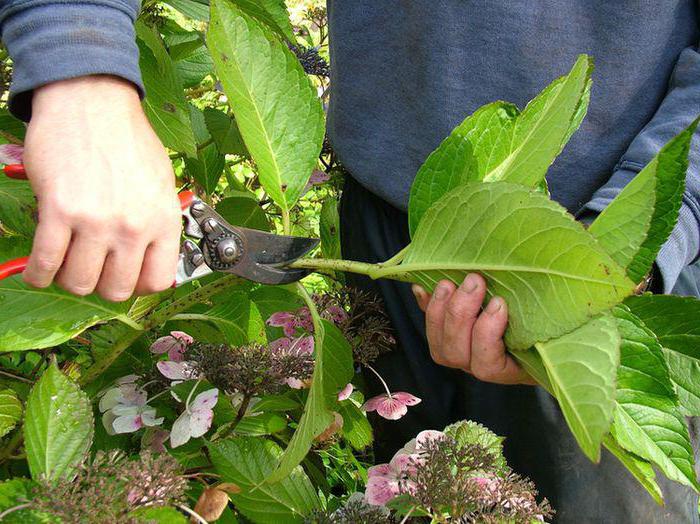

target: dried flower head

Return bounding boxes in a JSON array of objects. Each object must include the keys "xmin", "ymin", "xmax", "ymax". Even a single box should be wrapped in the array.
[
  {"xmin": 32, "ymin": 450, "xmax": 187, "ymax": 523},
  {"xmin": 288, "ymin": 44, "xmax": 330, "ymax": 77},
  {"xmin": 306, "ymin": 493, "xmax": 394, "ymax": 524},
  {"xmin": 191, "ymin": 342, "xmax": 314, "ymax": 397}
]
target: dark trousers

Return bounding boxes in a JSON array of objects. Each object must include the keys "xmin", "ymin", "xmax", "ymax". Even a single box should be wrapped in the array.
[{"xmin": 339, "ymin": 175, "xmax": 698, "ymax": 523}]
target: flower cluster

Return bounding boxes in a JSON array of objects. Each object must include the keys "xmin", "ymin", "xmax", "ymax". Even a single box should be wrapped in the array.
[
  {"xmin": 99, "ymin": 375, "xmax": 163, "ymax": 435},
  {"xmin": 31, "ymin": 450, "xmax": 187, "ymax": 523},
  {"xmin": 359, "ymin": 422, "xmax": 553, "ymax": 523},
  {"xmin": 288, "ymin": 43, "xmax": 330, "ymax": 77}
]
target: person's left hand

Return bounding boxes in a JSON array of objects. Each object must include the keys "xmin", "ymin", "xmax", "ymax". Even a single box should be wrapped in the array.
[{"xmin": 412, "ymin": 273, "xmax": 535, "ymax": 385}]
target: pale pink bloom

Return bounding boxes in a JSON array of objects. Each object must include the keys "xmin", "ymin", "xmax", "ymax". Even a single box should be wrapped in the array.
[
  {"xmin": 99, "ymin": 379, "xmax": 163, "ymax": 435},
  {"xmin": 110, "ymin": 405, "xmax": 163, "ymax": 434},
  {"xmin": 364, "ymin": 452, "xmax": 417, "ymax": 506},
  {"xmin": 98, "ymin": 382, "xmax": 146, "ymax": 413},
  {"xmin": 0, "ymin": 144, "xmax": 23, "ymax": 165},
  {"xmin": 338, "ymin": 383, "xmax": 354, "ymax": 401},
  {"xmin": 150, "ymin": 331, "xmax": 193, "ymax": 362},
  {"xmin": 170, "ymin": 388, "xmax": 219, "ymax": 448},
  {"xmin": 156, "ymin": 360, "xmax": 200, "ymax": 383},
  {"xmin": 397, "ymin": 429, "xmax": 446, "ymax": 456},
  {"xmin": 362, "ymin": 392, "xmax": 421, "ymax": 420}
]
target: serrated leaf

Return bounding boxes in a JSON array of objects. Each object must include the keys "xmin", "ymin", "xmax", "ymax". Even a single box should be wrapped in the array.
[
  {"xmin": 203, "ymin": 108, "xmax": 248, "ymax": 157},
  {"xmin": 186, "ymin": 143, "xmax": 225, "ymax": 194},
  {"xmin": 176, "ymin": 44, "xmax": 214, "ymax": 88},
  {"xmin": 610, "ymin": 305, "xmax": 698, "ymax": 491},
  {"xmin": 250, "ymin": 286, "xmax": 304, "ymax": 340},
  {"xmin": 208, "ymin": 0, "xmax": 324, "ymax": 212},
  {"xmin": 209, "ymin": 437, "xmax": 320, "ymax": 523},
  {"xmin": 625, "ymin": 294, "xmax": 700, "ymax": 416},
  {"xmin": 590, "ymin": 122, "xmax": 698, "ymax": 283},
  {"xmin": 337, "ymin": 399, "xmax": 373, "ymax": 451},
  {"xmin": 0, "ymin": 176, "xmax": 35, "ymax": 237},
  {"xmin": 24, "ymin": 362, "xmax": 93, "ymax": 480},
  {"xmin": 390, "ymin": 182, "xmax": 633, "ymax": 349},
  {"xmin": 136, "ymin": 22, "xmax": 197, "ymax": 158},
  {"xmin": 0, "ymin": 279, "xmax": 135, "ymax": 352},
  {"xmin": 320, "ymin": 198, "xmax": 342, "ymax": 260},
  {"xmin": 232, "ymin": 0, "xmax": 297, "ymax": 44},
  {"xmin": 216, "ymin": 196, "xmax": 270, "ymax": 231},
  {"xmin": 603, "ymin": 435, "xmax": 664, "ymax": 505},
  {"xmin": 234, "ymin": 412, "xmax": 287, "ymax": 436},
  {"xmin": 0, "ymin": 389, "xmax": 22, "ymax": 439},
  {"xmin": 163, "ymin": 0, "xmax": 209, "ymax": 20},
  {"xmin": 267, "ymin": 320, "xmax": 353, "ymax": 482},
  {"xmin": 535, "ymin": 314, "xmax": 620, "ymax": 462}
]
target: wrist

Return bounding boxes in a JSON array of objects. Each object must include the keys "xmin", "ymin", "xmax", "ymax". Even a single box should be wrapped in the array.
[{"xmin": 32, "ymin": 75, "xmax": 141, "ymax": 116}]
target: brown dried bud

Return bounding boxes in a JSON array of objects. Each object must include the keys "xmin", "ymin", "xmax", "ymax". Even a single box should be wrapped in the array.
[{"xmin": 192, "ymin": 487, "xmax": 230, "ymax": 522}]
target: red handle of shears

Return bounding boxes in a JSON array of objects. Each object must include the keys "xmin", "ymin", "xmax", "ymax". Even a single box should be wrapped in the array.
[{"xmin": 0, "ymin": 164, "xmax": 196, "ymax": 282}]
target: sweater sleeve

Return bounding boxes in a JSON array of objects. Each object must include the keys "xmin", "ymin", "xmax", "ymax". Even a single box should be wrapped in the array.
[
  {"xmin": 580, "ymin": 44, "xmax": 700, "ymax": 293},
  {"xmin": 0, "ymin": 0, "xmax": 143, "ymax": 121}
]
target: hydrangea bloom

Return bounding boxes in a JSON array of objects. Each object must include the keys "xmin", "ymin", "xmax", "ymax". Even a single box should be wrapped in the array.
[
  {"xmin": 362, "ymin": 392, "xmax": 421, "ymax": 420},
  {"xmin": 266, "ymin": 309, "xmax": 313, "ymax": 337},
  {"xmin": 99, "ymin": 378, "xmax": 163, "ymax": 435},
  {"xmin": 270, "ymin": 335, "xmax": 315, "ymax": 388},
  {"xmin": 150, "ymin": 331, "xmax": 193, "ymax": 362},
  {"xmin": 0, "ymin": 143, "xmax": 23, "ymax": 165},
  {"xmin": 365, "ymin": 452, "xmax": 417, "ymax": 506},
  {"xmin": 156, "ymin": 360, "xmax": 201, "ymax": 384},
  {"xmin": 170, "ymin": 388, "xmax": 219, "ymax": 448}
]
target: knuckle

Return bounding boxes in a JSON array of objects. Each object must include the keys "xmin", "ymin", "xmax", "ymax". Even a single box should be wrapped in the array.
[
  {"xmin": 33, "ymin": 256, "xmax": 62, "ymax": 274},
  {"xmin": 62, "ymin": 282, "xmax": 95, "ymax": 296},
  {"xmin": 445, "ymin": 299, "xmax": 469, "ymax": 322},
  {"xmin": 101, "ymin": 289, "xmax": 133, "ymax": 302},
  {"xmin": 116, "ymin": 215, "xmax": 144, "ymax": 239}
]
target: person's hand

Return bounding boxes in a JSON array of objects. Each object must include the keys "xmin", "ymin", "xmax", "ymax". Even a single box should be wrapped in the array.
[
  {"xmin": 22, "ymin": 75, "xmax": 181, "ymax": 301},
  {"xmin": 412, "ymin": 273, "xmax": 535, "ymax": 385}
]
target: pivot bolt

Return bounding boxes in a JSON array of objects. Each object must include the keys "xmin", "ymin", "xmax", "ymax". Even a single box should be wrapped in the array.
[{"xmin": 217, "ymin": 237, "xmax": 240, "ymax": 264}]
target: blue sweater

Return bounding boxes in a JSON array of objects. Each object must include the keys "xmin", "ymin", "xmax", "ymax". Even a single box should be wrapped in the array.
[{"xmin": 2, "ymin": 0, "xmax": 700, "ymax": 295}]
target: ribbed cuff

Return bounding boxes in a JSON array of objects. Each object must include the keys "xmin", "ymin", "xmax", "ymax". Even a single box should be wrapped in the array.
[
  {"xmin": 1, "ymin": 1, "xmax": 143, "ymax": 121},
  {"xmin": 580, "ymin": 168, "xmax": 700, "ymax": 293}
]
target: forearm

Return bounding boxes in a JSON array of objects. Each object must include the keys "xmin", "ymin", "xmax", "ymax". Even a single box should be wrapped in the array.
[
  {"xmin": 0, "ymin": 0, "xmax": 143, "ymax": 120},
  {"xmin": 581, "ymin": 46, "xmax": 700, "ymax": 293}
]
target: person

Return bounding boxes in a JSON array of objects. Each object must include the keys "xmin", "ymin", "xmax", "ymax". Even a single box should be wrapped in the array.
[{"xmin": 1, "ymin": 1, "xmax": 698, "ymax": 521}]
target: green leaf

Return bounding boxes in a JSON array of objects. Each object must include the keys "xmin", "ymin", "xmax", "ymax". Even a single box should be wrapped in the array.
[
  {"xmin": 0, "ymin": 108, "xmax": 26, "ymax": 142},
  {"xmin": 320, "ymin": 198, "xmax": 342, "ymax": 260},
  {"xmin": 216, "ymin": 196, "xmax": 270, "ymax": 231},
  {"xmin": 175, "ymin": 43, "xmax": 214, "ymax": 88},
  {"xmin": 483, "ymin": 55, "xmax": 592, "ymax": 186},
  {"xmin": 0, "ymin": 389, "xmax": 22, "ymax": 439},
  {"xmin": 177, "ymin": 291, "xmax": 265, "ymax": 345},
  {"xmin": 535, "ymin": 314, "xmax": 620, "ymax": 462},
  {"xmin": 610, "ymin": 305, "xmax": 698, "ymax": 491},
  {"xmin": 232, "ymin": 0, "xmax": 297, "ymax": 44},
  {"xmin": 603, "ymin": 436, "xmax": 664, "ymax": 506},
  {"xmin": 0, "ymin": 237, "xmax": 31, "ymax": 264},
  {"xmin": 209, "ymin": 437, "xmax": 320, "ymax": 523},
  {"xmin": 590, "ymin": 121, "xmax": 698, "ymax": 283},
  {"xmin": 129, "ymin": 506, "xmax": 188, "ymax": 523},
  {"xmin": 337, "ymin": 399, "xmax": 373, "ymax": 451},
  {"xmin": 136, "ymin": 22, "xmax": 197, "ymax": 158},
  {"xmin": 625, "ymin": 294, "xmax": 700, "ymax": 416},
  {"xmin": 444, "ymin": 420, "xmax": 505, "ymax": 468},
  {"xmin": 250, "ymin": 286, "xmax": 304, "ymax": 340},
  {"xmin": 186, "ymin": 144, "xmax": 225, "ymax": 194},
  {"xmin": 393, "ymin": 182, "xmax": 633, "ymax": 349},
  {"xmin": 208, "ymin": 0, "xmax": 325, "ymax": 212},
  {"xmin": 267, "ymin": 320, "xmax": 353, "ymax": 483},
  {"xmin": 234, "ymin": 412, "xmax": 288, "ymax": 436},
  {"xmin": 251, "ymin": 394, "xmax": 301, "ymax": 413},
  {"xmin": 0, "ymin": 279, "xmax": 135, "ymax": 352},
  {"xmin": 0, "ymin": 176, "xmax": 35, "ymax": 237},
  {"xmin": 163, "ymin": 0, "xmax": 209, "ymax": 20},
  {"xmin": 0, "ymin": 478, "xmax": 53, "ymax": 523},
  {"xmin": 24, "ymin": 362, "xmax": 93, "ymax": 480},
  {"xmin": 203, "ymin": 108, "xmax": 248, "ymax": 157}
]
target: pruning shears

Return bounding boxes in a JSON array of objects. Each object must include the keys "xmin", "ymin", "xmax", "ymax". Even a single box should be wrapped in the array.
[{"xmin": 0, "ymin": 164, "xmax": 317, "ymax": 286}]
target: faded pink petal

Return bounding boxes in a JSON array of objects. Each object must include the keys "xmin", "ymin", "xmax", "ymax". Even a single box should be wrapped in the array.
[
  {"xmin": 392, "ymin": 392, "xmax": 421, "ymax": 406},
  {"xmin": 0, "ymin": 144, "xmax": 23, "ymax": 165},
  {"xmin": 150, "ymin": 331, "xmax": 192, "ymax": 362},
  {"xmin": 267, "ymin": 312, "xmax": 298, "ymax": 337},
  {"xmin": 102, "ymin": 411, "xmax": 118, "ymax": 435},
  {"xmin": 361, "ymin": 394, "xmax": 386, "ymax": 413},
  {"xmin": 140, "ymin": 407, "xmax": 164, "ymax": 427},
  {"xmin": 190, "ymin": 409, "xmax": 214, "ymax": 438},
  {"xmin": 364, "ymin": 476, "xmax": 400, "ymax": 506},
  {"xmin": 170, "ymin": 412, "xmax": 192, "ymax": 448},
  {"xmin": 415, "ymin": 429, "xmax": 444, "ymax": 448},
  {"xmin": 285, "ymin": 377, "xmax": 309, "ymax": 389},
  {"xmin": 269, "ymin": 337, "xmax": 292, "ymax": 353},
  {"xmin": 338, "ymin": 383, "xmax": 354, "ymax": 401},
  {"xmin": 293, "ymin": 335, "xmax": 314, "ymax": 355},
  {"xmin": 191, "ymin": 388, "xmax": 219, "ymax": 411},
  {"xmin": 367, "ymin": 463, "xmax": 392, "ymax": 479},
  {"xmin": 112, "ymin": 414, "xmax": 144, "ymax": 434},
  {"xmin": 295, "ymin": 308, "xmax": 314, "ymax": 332},
  {"xmin": 157, "ymin": 360, "xmax": 199, "ymax": 381},
  {"xmin": 171, "ymin": 331, "xmax": 193, "ymax": 344}
]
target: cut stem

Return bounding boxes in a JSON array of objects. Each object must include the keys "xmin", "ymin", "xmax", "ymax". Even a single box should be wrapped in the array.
[{"xmin": 365, "ymin": 364, "xmax": 392, "ymax": 398}]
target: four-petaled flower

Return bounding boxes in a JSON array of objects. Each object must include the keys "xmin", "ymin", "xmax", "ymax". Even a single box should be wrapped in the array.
[
  {"xmin": 150, "ymin": 331, "xmax": 193, "ymax": 362},
  {"xmin": 364, "ymin": 452, "xmax": 417, "ymax": 506},
  {"xmin": 99, "ymin": 377, "xmax": 163, "ymax": 435},
  {"xmin": 362, "ymin": 392, "xmax": 421, "ymax": 420},
  {"xmin": 170, "ymin": 388, "xmax": 219, "ymax": 448}
]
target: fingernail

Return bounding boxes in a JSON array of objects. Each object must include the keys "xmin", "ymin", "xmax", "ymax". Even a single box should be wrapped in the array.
[
  {"xmin": 486, "ymin": 297, "xmax": 503, "ymax": 314},
  {"xmin": 461, "ymin": 273, "xmax": 479, "ymax": 293},
  {"xmin": 411, "ymin": 284, "xmax": 423, "ymax": 299},
  {"xmin": 433, "ymin": 282, "xmax": 450, "ymax": 301}
]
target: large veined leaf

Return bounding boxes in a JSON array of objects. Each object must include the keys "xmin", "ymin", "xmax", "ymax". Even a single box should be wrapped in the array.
[
  {"xmin": 203, "ymin": 108, "xmax": 248, "ymax": 157},
  {"xmin": 0, "ymin": 389, "xmax": 22, "ymax": 439},
  {"xmin": 610, "ymin": 306, "xmax": 698, "ymax": 491},
  {"xmin": 337, "ymin": 398, "xmax": 373, "ymax": 451},
  {"xmin": 0, "ymin": 278, "xmax": 136, "ymax": 352},
  {"xmin": 625, "ymin": 294, "xmax": 700, "ymax": 416},
  {"xmin": 185, "ymin": 143, "xmax": 225, "ymax": 195},
  {"xmin": 232, "ymin": 0, "xmax": 297, "ymax": 44},
  {"xmin": 0, "ymin": 176, "xmax": 35, "ymax": 237},
  {"xmin": 590, "ymin": 122, "xmax": 698, "ymax": 283},
  {"xmin": 267, "ymin": 320, "xmax": 353, "ymax": 482},
  {"xmin": 387, "ymin": 182, "xmax": 634, "ymax": 349},
  {"xmin": 208, "ymin": 0, "xmax": 325, "ymax": 212},
  {"xmin": 136, "ymin": 22, "xmax": 197, "ymax": 158},
  {"xmin": 208, "ymin": 437, "xmax": 320, "ymax": 523},
  {"xmin": 216, "ymin": 195, "xmax": 271, "ymax": 231},
  {"xmin": 24, "ymin": 362, "xmax": 93, "ymax": 480},
  {"xmin": 408, "ymin": 56, "xmax": 591, "ymax": 235},
  {"xmin": 534, "ymin": 314, "xmax": 620, "ymax": 462}
]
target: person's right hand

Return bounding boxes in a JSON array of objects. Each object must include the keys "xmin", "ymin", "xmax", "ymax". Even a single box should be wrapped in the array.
[{"xmin": 22, "ymin": 75, "xmax": 182, "ymax": 301}]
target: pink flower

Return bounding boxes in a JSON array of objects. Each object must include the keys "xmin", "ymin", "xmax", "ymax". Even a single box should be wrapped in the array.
[
  {"xmin": 150, "ymin": 331, "xmax": 193, "ymax": 362},
  {"xmin": 156, "ymin": 360, "xmax": 200, "ymax": 384},
  {"xmin": 338, "ymin": 383, "xmax": 354, "ymax": 401},
  {"xmin": 170, "ymin": 388, "xmax": 219, "ymax": 448},
  {"xmin": 99, "ymin": 378, "xmax": 163, "ymax": 435},
  {"xmin": 362, "ymin": 392, "xmax": 421, "ymax": 420},
  {"xmin": 109, "ymin": 405, "xmax": 163, "ymax": 434},
  {"xmin": 267, "ymin": 312, "xmax": 298, "ymax": 337},
  {"xmin": 364, "ymin": 452, "xmax": 417, "ymax": 506},
  {"xmin": 397, "ymin": 429, "xmax": 446, "ymax": 455},
  {"xmin": 0, "ymin": 144, "xmax": 23, "ymax": 165}
]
